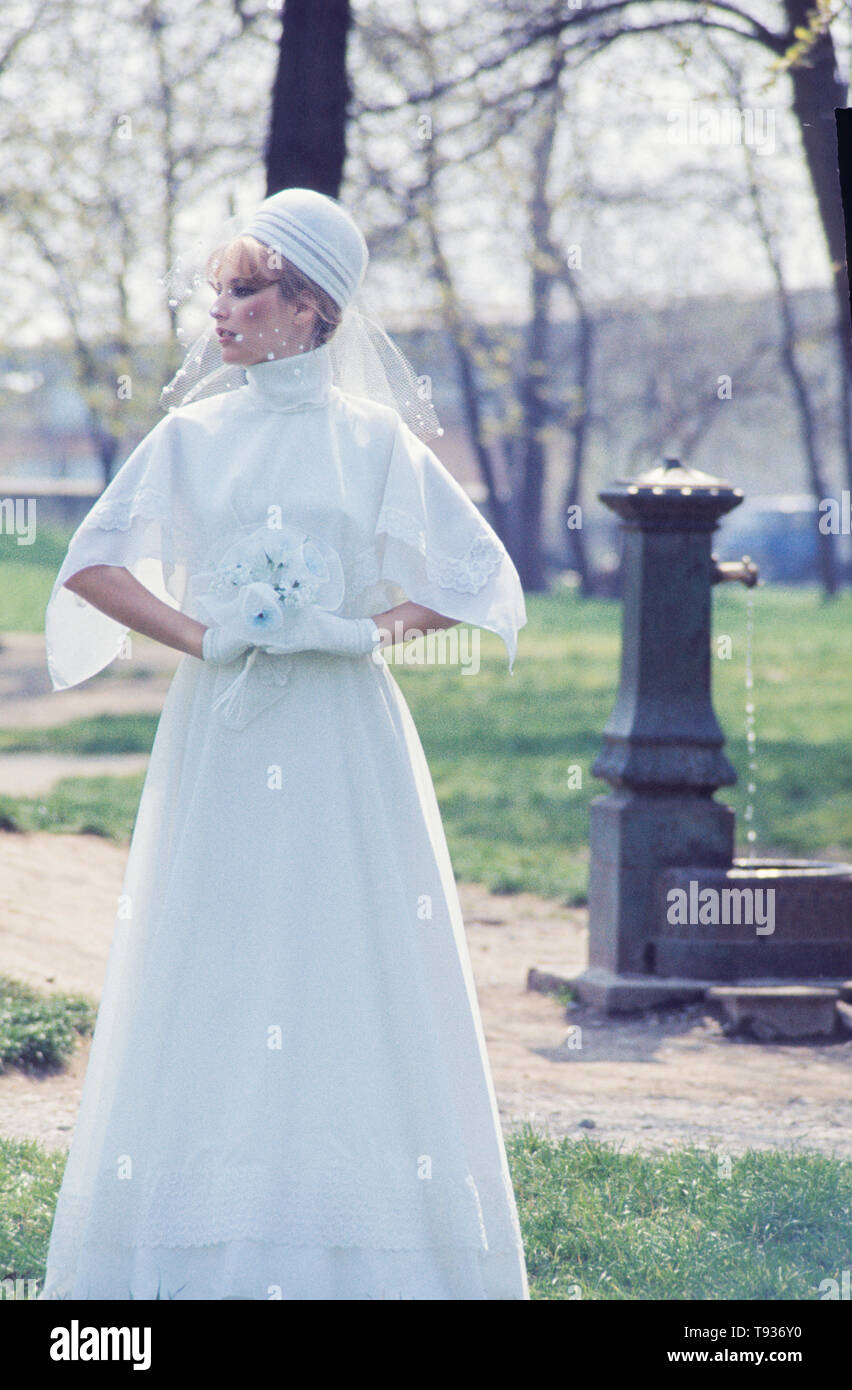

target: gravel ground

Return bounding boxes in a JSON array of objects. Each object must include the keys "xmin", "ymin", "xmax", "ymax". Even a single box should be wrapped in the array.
[
  {"xmin": 2, "ymin": 835, "xmax": 852, "ymax": 1159},
  {"xmin": 1, "ymin": 632, "xmax": 851, "ymax": 1162}
]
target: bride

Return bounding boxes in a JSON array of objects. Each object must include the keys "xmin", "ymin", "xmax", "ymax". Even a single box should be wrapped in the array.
[{"xmin": 40, "ymin": 187, "xmax": 530, "ymax": 1300}]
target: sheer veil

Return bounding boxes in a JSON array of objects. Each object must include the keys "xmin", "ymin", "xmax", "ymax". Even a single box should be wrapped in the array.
[{"xmin": 158, "ymin": 192, "xmax": 444, "ymax": 443}]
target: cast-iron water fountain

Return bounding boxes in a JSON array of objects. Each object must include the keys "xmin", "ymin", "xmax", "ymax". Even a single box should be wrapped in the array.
[{"xmin": 566, "ymin": 459, "xmax": 852, "ymax": 1038}]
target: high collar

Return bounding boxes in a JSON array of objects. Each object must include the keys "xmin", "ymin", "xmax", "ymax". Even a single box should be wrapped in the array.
[{"xmin": 242, "ymin": 342, "xmax": 334, "ymax": 411}]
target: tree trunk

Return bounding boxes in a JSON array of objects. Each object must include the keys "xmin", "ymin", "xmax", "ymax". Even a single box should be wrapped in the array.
[
  {"xmin": 517, "ymin": 289, "xmax": 551, "ymax": 590},
  {"xmin": 266, "ymin": 0, "xmax": 351, "ymax": 197},
  {"xmin": 424, "ymin": 217, "xmax": 513, "ymax": 548},
  {"xmin": 782, "ymin": 0, "xmax": 852, "ymax": 384},
  {"xmin": 557, "ymin": 289, "xmax": 594, "ymax": 594},
  {"xmin": 516, "ymin": 80, "xmax": 561, "ymax": 593},
  {"xmin": 95, "ymin": 427, "xmax": 119, "ymax": 490},
  {"xmin": 843, "ymin": 366, "xmax": 852, "ymax": 496},
  {"xmin": 741, "ymin": 105, "xmax": 839, "ymax": 595}
]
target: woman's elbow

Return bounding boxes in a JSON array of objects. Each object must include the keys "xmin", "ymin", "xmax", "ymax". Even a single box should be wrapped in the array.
[
  {"xmin": 64, "ymin": 564, "xmax": 128, "ymax": 598},
  {"xmin": 430, "ymin": 608, "xmax": 460, "ymax": 630}
]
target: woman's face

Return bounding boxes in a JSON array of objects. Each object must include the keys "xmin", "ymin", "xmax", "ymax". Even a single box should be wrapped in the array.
[{"xmin": 208, "ymin": 249, "xmax": 316, "ymax": 364}]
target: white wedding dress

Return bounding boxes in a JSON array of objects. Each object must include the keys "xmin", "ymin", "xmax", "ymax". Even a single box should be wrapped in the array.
[{"xmin": 39, "ymin": 342, "xmax": 530, "ymax": 1300}]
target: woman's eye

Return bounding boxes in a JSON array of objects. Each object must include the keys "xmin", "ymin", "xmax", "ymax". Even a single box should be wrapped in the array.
[{"xmin": 208, "ymin": 282, "xmax": 257, "ymax": 297}]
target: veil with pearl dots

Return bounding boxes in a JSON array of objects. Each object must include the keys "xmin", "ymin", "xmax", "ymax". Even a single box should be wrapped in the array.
[{"xmin": 158, "ymin": 198, "xmax": 444, "ymax": 444}]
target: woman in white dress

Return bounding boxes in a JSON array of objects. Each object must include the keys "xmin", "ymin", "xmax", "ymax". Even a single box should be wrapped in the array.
[{"xmin": 39, "ymin": 188, "xmax": 530, "ymax": 1301}]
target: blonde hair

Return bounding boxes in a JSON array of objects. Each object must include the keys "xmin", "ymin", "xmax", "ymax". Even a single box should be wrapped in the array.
[{"xmin": 206, "ymin": 234, "xmax": 343, "ymax": 347}]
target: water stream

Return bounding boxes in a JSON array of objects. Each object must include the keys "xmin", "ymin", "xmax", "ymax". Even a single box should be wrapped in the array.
[{"xmin": 743, "ymin": 588, "xmax": 758, "ymax": 860}]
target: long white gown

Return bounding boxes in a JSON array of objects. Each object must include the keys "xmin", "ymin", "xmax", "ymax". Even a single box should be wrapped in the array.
[{"xmin": 39, "ymin": 341, "xmax": 530, "ymax": 1300}]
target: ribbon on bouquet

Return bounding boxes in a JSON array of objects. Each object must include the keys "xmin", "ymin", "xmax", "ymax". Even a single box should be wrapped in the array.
[
  {"xmin": 209, "ymin": 646, "xmax": 279, "ymax": 728},
  {"xmin": 211, "ymin": 644, "xmax": 257, "ymax": 722},
  {"xmin": 188, "ymin": 522, "xmax": 346, "ymax": 731}
]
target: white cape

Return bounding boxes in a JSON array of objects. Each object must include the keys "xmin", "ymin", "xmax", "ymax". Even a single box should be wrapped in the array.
[{"xmin": 39, "ymin": 342, "xmax": 530, "ymax": 1300}]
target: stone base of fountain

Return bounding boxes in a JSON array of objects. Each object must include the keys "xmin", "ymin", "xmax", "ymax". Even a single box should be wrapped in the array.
[
  {"xmin": 651, "ymin": 859, "xmax": 852, "ymax": 979},
  {"xmin": 530, "ymin": 859, "xmax": 852, "ymax": 1034},
  {"xmin": 705, "ymin": 984, "xmax": 841, "ymax": 1039},
  {"xmin": 528, "ymin": 965, "xmax": 852, "ymax": 1036},
  {"xmin": 528, "ymin": 964, "xmax": 716, "ymax": 1013}
]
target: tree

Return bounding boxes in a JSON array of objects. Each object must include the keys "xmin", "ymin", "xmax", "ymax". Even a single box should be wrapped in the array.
[
  {"xmin": 266, "ymin": 0, "xmax": 353, "ymax": 196},
  {"xmin": 0, "ymin": 0, "xmax": 277, "ymax": 484},
  {"xmin": 348, "ymin": 0, "xmax": 852, "ymax": 589},
  {"xmin": 391, "ymin": 1, "xmax": 852, "ymax": 388},
  {"xmin": 736, "ymin": 102, "xmax": 840, "ymax": 591}
]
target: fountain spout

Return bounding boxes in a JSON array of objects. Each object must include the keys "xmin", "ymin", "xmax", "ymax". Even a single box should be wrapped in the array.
[{"xmin": 711, "ymin": 555, "xmax": 759, "ymax": 587}]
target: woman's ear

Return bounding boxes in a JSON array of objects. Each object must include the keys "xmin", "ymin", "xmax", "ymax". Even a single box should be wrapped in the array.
[
  {"xmin": 293, "ymin": 293, "xmax": 320, "ymax": 344},
  {"xmin": 293, "ymin": 292, "xmax": 317, "ymax": 323}
]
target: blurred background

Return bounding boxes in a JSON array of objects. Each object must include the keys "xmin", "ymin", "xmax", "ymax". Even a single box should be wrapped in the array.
[{"xmin": 2, "ymin": 0, "xmax": 852, "ymax": 597}]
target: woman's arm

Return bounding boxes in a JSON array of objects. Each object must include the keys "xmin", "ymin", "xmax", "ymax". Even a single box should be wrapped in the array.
[
  {"xmin": 62, "ymin": 567, "xmax": 457, "ymax": 663},
  {"xmin": 63, "ymin": 565, "xmax": 208, "ymax": 661},
  {"xmin": 370, "ymin": 601, "xmax": 460, "ymax": 647}
]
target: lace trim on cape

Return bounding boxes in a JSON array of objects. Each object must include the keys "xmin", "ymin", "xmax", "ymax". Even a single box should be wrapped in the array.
[
  {"xmin": 85, "ymin": 486, "xmax": 194, "ymax": 551},
  {"xmin": 83, "ymin": 491, "xmax": 504, "ymax": 605},
  {"xmin": 345, "ymin": 506, "xmax": 505, "ymax": 603},
  {"xmin": 87, "ymin": 485, "xmax": 171, "ymax": 530}
]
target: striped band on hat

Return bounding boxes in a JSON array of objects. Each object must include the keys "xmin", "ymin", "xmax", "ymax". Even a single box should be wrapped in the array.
[{"xmin": 242, "ymin": 189, "xmax": 368, "ymax": 310}]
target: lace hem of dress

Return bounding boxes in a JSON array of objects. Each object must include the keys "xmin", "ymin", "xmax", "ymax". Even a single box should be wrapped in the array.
[
  {"xmin": 375, "ymin": 504, "xmax": 505, "ymax": 596},
  {"xmin": 46, "ymin": 1162, "xmax": 524, "ymax": 1254}
]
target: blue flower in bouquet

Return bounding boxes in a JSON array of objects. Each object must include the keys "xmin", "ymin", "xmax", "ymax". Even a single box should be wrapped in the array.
[{"xmin": 235, "ymin": 583, "xmax": 286, "ymax": 640}]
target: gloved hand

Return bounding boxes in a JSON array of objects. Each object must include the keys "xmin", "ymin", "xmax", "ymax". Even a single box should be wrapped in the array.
[
  {"xmin": 259, "ymin": 607, "xmax": 382, "ymax": 659},
  {"xmin": 201, "ymin": 621, "xmax": 255, "ymax": 666}
]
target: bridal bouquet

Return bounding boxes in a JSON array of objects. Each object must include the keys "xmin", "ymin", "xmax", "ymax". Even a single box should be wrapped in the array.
[
  {"xmin": 190, "ymin": 522, "xmax": 346, "ymax": 728},
  {"xmin": 197, "ymin": 522, "xmax": 345, "ymax": 641}
]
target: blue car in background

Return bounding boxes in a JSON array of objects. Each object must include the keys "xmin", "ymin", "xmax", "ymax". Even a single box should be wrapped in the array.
[{"xmin": 713, "ymin": 494, "xmax": 852, "ymax": 585}]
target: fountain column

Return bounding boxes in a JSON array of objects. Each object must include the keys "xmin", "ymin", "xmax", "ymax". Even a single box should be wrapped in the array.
[{"xmin": 585, "ymin": 459, "xmax": 755, "ymax": 988}]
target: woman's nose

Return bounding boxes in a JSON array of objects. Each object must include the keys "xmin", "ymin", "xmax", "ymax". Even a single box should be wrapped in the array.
[{"xmin": 210, "ymin": 295, "xmax": 228, "ymax": 320}]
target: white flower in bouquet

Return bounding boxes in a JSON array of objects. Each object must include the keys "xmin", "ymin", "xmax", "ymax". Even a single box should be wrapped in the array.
[{"xmin": 196, "ymin": 525, "xmax": 345, "ymax": 640}]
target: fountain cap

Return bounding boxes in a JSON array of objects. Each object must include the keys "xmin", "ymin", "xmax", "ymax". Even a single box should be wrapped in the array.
[
  {"xmin": 598, "ymin": 457, "xmax": 745, "ymax": 532},
  {"xmin": 636, "ymin": 458, "xmax": 742, "ymax": 491}
]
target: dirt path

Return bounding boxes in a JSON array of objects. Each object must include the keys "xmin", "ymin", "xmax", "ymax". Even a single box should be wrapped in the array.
[
  {"xmin": 2, "ymin": 830, "xmax": 852, "ymax": 1160},
  {"xmin": 2, "ymin": 633, "xmax": 852, "ymax": 1161}
]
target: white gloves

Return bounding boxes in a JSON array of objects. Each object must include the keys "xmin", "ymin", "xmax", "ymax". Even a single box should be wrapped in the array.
[
  {"xmin": 259, "ymin": 608, "xmax": 382, "ymax": 659},
  {"xmin": 202, "ymin": 608, "xmax": 382, "ymax": 665},
  {"xmin": 201, "ymin": 624, "xmax": 254, "ymax": 666}
]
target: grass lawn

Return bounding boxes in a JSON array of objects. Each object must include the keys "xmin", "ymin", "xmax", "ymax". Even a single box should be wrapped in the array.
[
  {"xmin": 0, "ymin": 526, "xmax": 70, "ymax": 636},
  {"xmin": 0, "ymin": 977, "xmax": 95, "ymax": 1073},
  {"xmin": 1, "ymin": 525, "xmax": 850, "ymax": 903},
  {"xmin": 507, "ymin": 1125, "xmax": 852, "ymax": 1300},
  {"xmin": 2, "ymin": 1123, "xmax": 850, "ymax": 1299}
]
